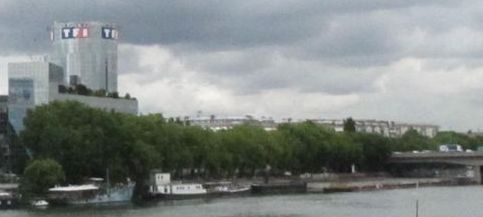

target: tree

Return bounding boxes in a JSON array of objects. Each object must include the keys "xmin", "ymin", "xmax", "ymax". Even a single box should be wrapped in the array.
[
  {"xmin": 58, "ymin": 85, "xmax": 67, "ymax": 93},
  {"xmin": 76, "ymin": 84, "xmax": 90, "ymax": 95},
  {"xmin": 22, "ymin": 159, "xmax": 65, "ymax": 196},
  {"xmin": 432, "ymin": 131, "xmax": 475, "ymax": 150},
  {"xmin": 277, "ymin": 121, "xmax": 335, "ymax": 173},
  {"xmin": 351, "ymin": 133, "xmax": 392, "ymax": 171},
  {"xmin": 94, "ymin": 89, "xmax": 107, "ymax": 97},
  {"xmin": 343, "ymin": 117, "xmax": 356, "ymax": 132},
  {"xmin": 326, "ymin": 134, "xmax": 362, "ymax": 172},
  {"xmin": 20, "ymin": 101, "xmax": 126, "ymax": 183},
  {"xmin": 395, "ymin": 129, "xmax": 434, "ymax": 151},
  {"xmin": 112, "ymin": 91, "xmax": 119, "ymax": 98}
]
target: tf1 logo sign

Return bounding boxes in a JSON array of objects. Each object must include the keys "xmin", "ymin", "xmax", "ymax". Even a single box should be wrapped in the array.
[
  {"xmin": 102, "ymin": 27, "xmax": 119, "ymax": 40},
  {"xmin": 61, "ymin": 27, "xmax": 89, "ymax": 39}
]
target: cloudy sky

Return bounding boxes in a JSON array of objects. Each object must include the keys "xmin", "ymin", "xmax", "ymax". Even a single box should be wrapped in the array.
[{"xmin": 1, "ymin": 0, "xmax": 483, "ymax": 131}]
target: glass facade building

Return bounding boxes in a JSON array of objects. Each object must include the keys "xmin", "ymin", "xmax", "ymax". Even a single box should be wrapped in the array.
[
  {"xmin": 7, "ymin": 62, "xmax": 64, "ymax": 133},
  {"xmin": 51, "ymin": 21, "xmax": 118, "ymax": 92}
]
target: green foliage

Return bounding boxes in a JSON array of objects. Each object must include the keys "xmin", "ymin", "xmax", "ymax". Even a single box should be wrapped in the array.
[
  {"xmin": 350, "ymin": 133, "xmax": 392, "ymax": 171},
  {"xmin": 76, "ymin": 84, "xmax": 90, "ymax": 95},
  {"xmin": 21, "ymin": 101, "xmax": 483, "ymax": 188},
  {"xmin": 20, "ymin": 101, "xmax": 157, "ymax": 184},
  {"xmin": 394, "ymin": 129, "xmax": 434, "ymax": 151},
  {"xmin": 343, "ymin": 117, "xmax": 356, "ymax": 132},
  {"xmin": 22, "ymin": 159, "xmax": 64, "ymax": 196},
  {"xmin": 432, "ymin": 131, "xmax": 483, "ymax": 150},
  {"xmin": 94, "ymin": 89, "xmax": 107, "ymax": 97}
]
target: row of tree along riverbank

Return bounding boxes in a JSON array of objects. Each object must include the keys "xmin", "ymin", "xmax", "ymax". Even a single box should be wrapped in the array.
[{"xmin": 10, "ymin": 101, "xmax": 483, "ymax": 200}]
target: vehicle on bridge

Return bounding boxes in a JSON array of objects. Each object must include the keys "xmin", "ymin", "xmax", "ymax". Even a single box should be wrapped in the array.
[{"xmin": 439, "ymin": 144, "xmax": 463, "ymax": 152}]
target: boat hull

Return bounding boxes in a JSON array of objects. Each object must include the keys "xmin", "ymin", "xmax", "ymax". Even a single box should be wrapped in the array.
[
  {"xmin": 251, "ymin": 182, "xmax": 307, "ymax": 194},
  {"xmin": 207, "ymin": 187, "xmax": 251, "ymax": 196},
  {"xmin": 48, "ymin": 184, "xmax": 135, "ymax": 205},
  {"xmin": 149, "ymin": 192, "xmax": 208, "ymax": 200}
]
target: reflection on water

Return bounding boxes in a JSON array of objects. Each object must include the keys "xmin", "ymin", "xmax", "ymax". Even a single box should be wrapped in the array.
[{"xmin": 2, "ymin": 186, "xmax": 483, "ymax": 217}]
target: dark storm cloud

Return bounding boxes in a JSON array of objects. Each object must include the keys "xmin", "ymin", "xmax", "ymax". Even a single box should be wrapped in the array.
[
  {"xmin": 0, "ymin": 0, "xmax": 481, "ymax": 95},
  {"xmin": 0, "ymin": 0, "xmax": 470, "ymax": 54},
  {"xmin": 5, "ymin": 0, "xmax": 483, "ymax": 130}
]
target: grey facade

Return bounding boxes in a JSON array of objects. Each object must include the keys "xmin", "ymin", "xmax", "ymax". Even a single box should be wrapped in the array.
[
  {"xmin": 50, "ymin": 86, "xmax": 138, "ymax": 115},
  {"xmin": 51, "ymin": 21, "xmax": 118, "ymax": 92},
  {"xmin": 8, "ymin": 61, "xmax": 138, "ymax": 134},
  {"xmin": 8, "ymin": 62, "xmax": 64, "ymax": 133}
]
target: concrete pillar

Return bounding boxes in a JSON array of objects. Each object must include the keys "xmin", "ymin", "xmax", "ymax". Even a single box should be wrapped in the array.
[{"xmin": 473, "ymin": 165, "xmax": 482, "ymax": 184}]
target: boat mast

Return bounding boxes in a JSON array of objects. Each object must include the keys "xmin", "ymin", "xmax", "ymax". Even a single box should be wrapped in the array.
[{"xmin": 106, "ymin": 168, "xmax": 111, "ymax": 197}]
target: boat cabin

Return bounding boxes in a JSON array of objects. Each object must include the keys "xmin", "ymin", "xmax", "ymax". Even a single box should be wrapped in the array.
[{"xmin": 149, "ymin": 172, "xmax": 207, "ymax": 195}]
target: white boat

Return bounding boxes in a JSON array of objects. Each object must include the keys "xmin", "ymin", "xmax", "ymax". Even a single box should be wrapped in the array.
[
  {"xmin": 211, "ymin": 185, "xmax": 251, "ymax": 194},
  {"xmin": 204, "ymin": 182, "xmax": 251, "ymax": 195},
  {"xmin": 149, "ymin": 172, "xmax": 207, "ymax": 200},
  {"xmin": 31, "ymin": 200, "xmax": 49, "ymax": 208},
  {"xmin": 48, "ymin": 182, "xmax": 134, "ymax": 205}
]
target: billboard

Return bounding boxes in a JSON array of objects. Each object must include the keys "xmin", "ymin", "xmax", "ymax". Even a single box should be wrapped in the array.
[
  {"xmin": 61, "ymin": 26, "xmax": 89, "ymax": 39},
  {"xmin": 102, "ymin": 27, "xmax": 119, "ymax": 40}
]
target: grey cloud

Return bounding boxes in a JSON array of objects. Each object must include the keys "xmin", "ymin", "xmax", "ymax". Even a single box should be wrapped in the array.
[
  {"xmin": 3, "ymin": 0, "xmax": 483, "ymax": 131},
  {"xmin": 176, "ymin": 48, "xmax": 382, "ymax": 95},
  {"xmin": 0, "ymin": 0, "xmax": 472, "ymax": 54}
]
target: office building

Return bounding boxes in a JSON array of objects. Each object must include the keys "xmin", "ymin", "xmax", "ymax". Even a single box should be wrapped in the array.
[
  {"xmin": 7, "ymin": 61, "xmax": 138, "ymax": 134},
  {"xmin": 308, "ymin": 119, "xmax": 439, "ymax": 138},
  {"xmin": 188, "ymin": 115, "xmax": 277, "ymax": 131},
  {"xmin": 8, "ymin": 62, "xmax": 64, "ymax": 133},
  {"xmin": 50, "ymin": 21, "xmax": 119, "ymax": 92}
]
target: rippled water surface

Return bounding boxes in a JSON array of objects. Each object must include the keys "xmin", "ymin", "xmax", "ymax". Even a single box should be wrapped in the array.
[{"xmin": 2, "ymin": 186, "xmax": 483, "ymax": 217}]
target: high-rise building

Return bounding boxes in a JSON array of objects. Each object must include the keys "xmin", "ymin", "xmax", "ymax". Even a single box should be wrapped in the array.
[
  {"xmin": 7, "ymin": 61, "xmax": 138, "ymax": 134},
  {"xmin": 50, "ymin": 21, "xmax": 119, "ymax": 92},
  {"xmin": 7, "ymin": 21, "xmax": 137, "ymax": 135},
  {"xmin": 7, "ymin": 62, "xmax": 64, "ymax": 133}
]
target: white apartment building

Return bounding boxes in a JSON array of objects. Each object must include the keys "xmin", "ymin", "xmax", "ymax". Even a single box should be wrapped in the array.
[
  {"xmin": 187, "ymin": 115, "xmax": 277, "ymax": 131},
  {"xmin": 308, "ymin": 119, "xmax": 439, "ymax": 138}
]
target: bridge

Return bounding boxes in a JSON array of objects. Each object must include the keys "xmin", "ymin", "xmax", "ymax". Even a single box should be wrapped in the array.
[{"xmin": 388, "ymin": 152, "xmax": 483, "ymax": 184}]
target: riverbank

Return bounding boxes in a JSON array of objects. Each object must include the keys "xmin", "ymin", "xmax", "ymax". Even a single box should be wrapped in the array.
[
  {"xmin": 207, "ymin": 173, "xmax": 466, "ymax": 195},
  {"xmin": 307, "ymin": 177, "xmax": 453, "ymax": 193},
  {"xmin": 0, "ymin": 174, "xmax": 474, "ymax": 209}
]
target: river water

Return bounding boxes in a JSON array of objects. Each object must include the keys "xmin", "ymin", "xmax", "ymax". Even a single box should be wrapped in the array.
[{"xmin": 2, "ymin": 186, "xmax": 483, "ymax": 217}]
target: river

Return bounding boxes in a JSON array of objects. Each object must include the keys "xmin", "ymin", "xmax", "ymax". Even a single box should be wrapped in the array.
[{"xmin": 2, "ymin": 186, "xmax": 483, "ymax": 217}]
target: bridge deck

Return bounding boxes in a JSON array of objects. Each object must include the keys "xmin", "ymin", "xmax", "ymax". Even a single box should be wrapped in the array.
[{"xmin": 388, "ymin": 152, "xmax": 483, "ymax": 165}]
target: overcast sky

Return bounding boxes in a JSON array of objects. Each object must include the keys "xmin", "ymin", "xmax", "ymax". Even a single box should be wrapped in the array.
[{"xmin": 1, "ymin": 0, "xmax": 483, "ymax": 131}]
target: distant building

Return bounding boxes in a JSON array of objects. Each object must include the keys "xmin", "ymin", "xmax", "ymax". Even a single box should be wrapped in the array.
[
  {"xmin": 50, "ymin": 21, "xmax": 119, "ymax": 92},
  {"xmin": 0, "ymin": 95, "xmax": 10, "ymax": 172},
  {"xmin": 49, "ymin": 86, "xmax": 138, "ymax": 115},
  {"xmin": 188, "ymin": 115, "xmax": 277, "ymax": 131},
  {"xmin": 8, "ymin": 62, "xmax": 64, "ymax": 133},
  {"xmin": 7, "ymin": 61, "xmax": 138, "ymax": 134},
  {"xmin": 308, "ymin": 119, "xmax": 439, "ymax": 138},
  {"xmin": 6, "ymin": 20, "xmax": 138, "ymax": 135}
]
